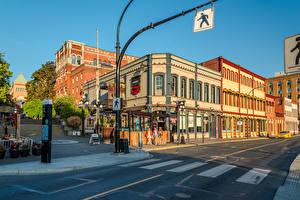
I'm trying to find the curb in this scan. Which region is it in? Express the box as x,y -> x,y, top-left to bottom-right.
273,153 -> 300,200
0,150 -> 152,176
143,137 -> 269,152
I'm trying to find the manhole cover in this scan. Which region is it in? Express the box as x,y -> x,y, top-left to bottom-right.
52,140 -> 79,145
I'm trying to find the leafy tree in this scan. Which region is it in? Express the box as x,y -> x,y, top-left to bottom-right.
0,53 -> 13,105
53,95 -> 85,120
26,61 -> 55,101
23,99 -> 56,119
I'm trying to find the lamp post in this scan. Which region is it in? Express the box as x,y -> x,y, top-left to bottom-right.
115,0 -> 218,152
79,95 -> 89,136
246,85 -> 268,139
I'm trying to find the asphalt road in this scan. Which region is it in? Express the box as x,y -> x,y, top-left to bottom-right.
1,136 -> 300,200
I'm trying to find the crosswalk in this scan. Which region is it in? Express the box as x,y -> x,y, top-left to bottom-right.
120,159 -> 271,185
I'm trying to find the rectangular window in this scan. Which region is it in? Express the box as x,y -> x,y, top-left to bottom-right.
172,76 -> 177,96
181,79 -> 186,98
204,84 -> 209,102
211,85 -> 215,103
297,86 -> 300,92
217,87 -> 221,104
156,76 -> 162,90
287,88 -> 291,93
198,82 -> 202,101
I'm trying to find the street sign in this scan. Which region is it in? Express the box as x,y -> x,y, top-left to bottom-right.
194,7 -> 214,32
237,121 -> 243,126
113,98 -> 122,111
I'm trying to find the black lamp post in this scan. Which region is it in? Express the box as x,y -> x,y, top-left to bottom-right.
79,95 -> 89,136
115,0 -> 218,152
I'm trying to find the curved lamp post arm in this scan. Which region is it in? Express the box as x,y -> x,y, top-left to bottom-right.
116,0 -> 218,72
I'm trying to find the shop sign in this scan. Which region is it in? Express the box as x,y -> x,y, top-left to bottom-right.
131,76 -> 140,95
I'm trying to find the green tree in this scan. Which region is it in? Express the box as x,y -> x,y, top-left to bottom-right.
53,95 -> 85,120
26,61 -> 55,101
0,53 -> 13,105
23,99 -> 56,119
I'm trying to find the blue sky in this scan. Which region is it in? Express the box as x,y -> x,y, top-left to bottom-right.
1,0 -> 300,83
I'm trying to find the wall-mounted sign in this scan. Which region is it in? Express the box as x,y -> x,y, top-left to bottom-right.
131,76 -> 140,95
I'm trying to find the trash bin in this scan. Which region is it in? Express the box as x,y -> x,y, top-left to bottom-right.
120,139 -> 129,153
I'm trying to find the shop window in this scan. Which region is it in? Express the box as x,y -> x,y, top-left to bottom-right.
93,59 -> 97,66
72,55 -> 75,64
77,56 -> 81,65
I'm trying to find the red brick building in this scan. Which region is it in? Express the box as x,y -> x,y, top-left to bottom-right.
55,40 -> 138,103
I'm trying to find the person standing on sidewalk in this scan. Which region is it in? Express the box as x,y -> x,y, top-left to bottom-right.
153,127 -> 158,145
146,127 -> 153,145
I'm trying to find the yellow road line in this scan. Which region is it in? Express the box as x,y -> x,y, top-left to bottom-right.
206,139 -> 288,162
82,174 -> 164,200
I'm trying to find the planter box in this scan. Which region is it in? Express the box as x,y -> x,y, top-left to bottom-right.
9,149 -> 19,158
20,149 -> 30,157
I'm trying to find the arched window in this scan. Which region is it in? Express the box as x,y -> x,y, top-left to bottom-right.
197,82 -> 202,101
235,73 -> 238,82
189,80 -> 195,99
181,78 -> 187,98
231,71 -> 234,81
98,59 -> 101,64
93,59 -> 97,66
72,55 -> 75,64
227,69 -> 230,80
223,67 -> 226,78
77,56 -> 81,65
171,76 -> 178,96
103,61 -> 107,65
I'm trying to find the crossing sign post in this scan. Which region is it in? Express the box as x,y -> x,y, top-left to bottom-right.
113,98 -> 122,111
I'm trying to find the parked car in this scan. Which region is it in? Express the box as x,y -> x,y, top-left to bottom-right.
277,131 -> 292,139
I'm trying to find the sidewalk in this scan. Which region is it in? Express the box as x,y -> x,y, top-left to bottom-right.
0,136 -> 151,175
273,153 -> 300,200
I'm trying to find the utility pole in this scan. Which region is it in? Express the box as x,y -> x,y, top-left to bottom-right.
115,0 -> 217,152
96,29 -> 100,135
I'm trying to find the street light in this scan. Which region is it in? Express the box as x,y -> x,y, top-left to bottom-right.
94,102 -> 103,135
115,0 -> 218,152
79,95 -> 89,136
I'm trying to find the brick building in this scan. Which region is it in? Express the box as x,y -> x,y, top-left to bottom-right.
9,73 -> 27,104
266,94 -> 284,137
85,53 -> 222,142
266,72 -> 300,103
55,40 -> 138,103
201,57 -> 267,138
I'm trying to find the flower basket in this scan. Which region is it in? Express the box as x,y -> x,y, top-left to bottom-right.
0,145 -> 6,159
20,144 -> 30,157
9,144 -> 20,158
32,143 -> 41,156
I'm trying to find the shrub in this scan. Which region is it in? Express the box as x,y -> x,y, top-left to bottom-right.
67,116 -> 82,130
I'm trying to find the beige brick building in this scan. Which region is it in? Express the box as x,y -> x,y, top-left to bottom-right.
85,53 -> 222,141
9,73 -> 27,104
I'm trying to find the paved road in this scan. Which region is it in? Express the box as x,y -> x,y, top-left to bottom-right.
1,136 -> 300,200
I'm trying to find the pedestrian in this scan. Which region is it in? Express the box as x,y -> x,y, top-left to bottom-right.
153,127 -> 158,145
110,128 -> 114,143
146,127 -> 153,145
158,127 -> 163,145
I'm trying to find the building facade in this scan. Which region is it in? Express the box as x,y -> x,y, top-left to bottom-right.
9,73 -> 27,104
266,72 -> 300,104
84,53 -> 222,140
55,40 -> 138,102
201,57 -> 267,138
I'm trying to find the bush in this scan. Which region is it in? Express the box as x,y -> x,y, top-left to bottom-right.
67,116 -> 82,130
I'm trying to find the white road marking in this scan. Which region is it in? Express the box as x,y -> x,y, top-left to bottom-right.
119,159 -> 161,167
236,168 -> 271,185
140,160 -> 183,170
198,164 -> 236,178
167,162 -> 207,173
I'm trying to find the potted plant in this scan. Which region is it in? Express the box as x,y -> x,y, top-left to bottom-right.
32,142 -> 41,156
9,144 -> 20,158
0,145 -> 6,159
19,143 -> 30,157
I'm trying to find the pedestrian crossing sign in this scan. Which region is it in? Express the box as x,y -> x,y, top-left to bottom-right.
113,98 -> 122,111
194,7 -> 214,32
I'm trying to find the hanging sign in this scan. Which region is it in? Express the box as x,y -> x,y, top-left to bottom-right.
131,76 -> 140,95
194,7 -> 214,32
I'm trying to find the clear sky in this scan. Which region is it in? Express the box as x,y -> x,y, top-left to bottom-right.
1,0 -> 300,83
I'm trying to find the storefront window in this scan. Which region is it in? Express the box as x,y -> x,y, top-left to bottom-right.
197,115 -> 202,132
